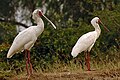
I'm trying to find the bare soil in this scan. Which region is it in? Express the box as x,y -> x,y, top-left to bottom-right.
1,69 -> 120,80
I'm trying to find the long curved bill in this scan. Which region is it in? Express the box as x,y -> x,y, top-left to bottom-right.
42,14 -> 56,29
98,19 -> 110,32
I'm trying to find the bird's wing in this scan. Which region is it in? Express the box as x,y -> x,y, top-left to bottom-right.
72,31 -> 97,55
7,27 -> 37,58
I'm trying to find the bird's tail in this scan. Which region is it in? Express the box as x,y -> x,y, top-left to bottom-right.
71,48 -> 79,58
7,49 -> 15,58
7,52 -> 13,58
71,52 -> 77,58
71,46 -> 79,58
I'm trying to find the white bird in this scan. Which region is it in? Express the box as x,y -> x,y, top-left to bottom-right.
71,17 -> 109,71
7,9 -> 56,76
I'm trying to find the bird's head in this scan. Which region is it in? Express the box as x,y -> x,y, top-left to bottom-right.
91,17 -> 109,32
32,9 -> 43,20
32,9 -> 56,29
91,17 -> 100,26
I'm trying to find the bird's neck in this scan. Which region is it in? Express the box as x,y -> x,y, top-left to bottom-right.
35,17 -> 44,30
34,17 -> 44,37
36,17 -> 44,26
94,25 -> 101,38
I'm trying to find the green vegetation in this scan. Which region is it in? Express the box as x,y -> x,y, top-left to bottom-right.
0,0 -> 120,79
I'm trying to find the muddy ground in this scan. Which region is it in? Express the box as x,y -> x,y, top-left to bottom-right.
1,69 -> 120,80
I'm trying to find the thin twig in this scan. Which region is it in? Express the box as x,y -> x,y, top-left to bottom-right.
0,18 -> 29,28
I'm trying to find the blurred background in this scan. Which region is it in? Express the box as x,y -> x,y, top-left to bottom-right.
0,0 -> 120,78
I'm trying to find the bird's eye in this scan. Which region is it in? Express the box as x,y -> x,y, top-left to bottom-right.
96,20 -> 100,24
96,21 -> 98,23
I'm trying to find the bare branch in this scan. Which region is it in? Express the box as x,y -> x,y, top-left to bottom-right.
0,18 -> 29,28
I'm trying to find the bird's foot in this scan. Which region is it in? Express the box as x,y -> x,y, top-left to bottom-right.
26,71 -> 30,76
27,74 -> 31,80
29,63 -> 33,75
86,69 -> 91,71
86,69 -> 96,71
14,76 -> 18,80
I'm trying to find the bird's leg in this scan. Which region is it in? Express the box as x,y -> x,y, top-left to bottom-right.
86,51 -> 91,71
25,50 -> 30,75
27,49 -> 33,75
85,52 -> 87,65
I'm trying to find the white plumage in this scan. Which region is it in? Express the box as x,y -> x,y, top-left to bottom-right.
7,9 -> 56,77
7,9 -> 56,58
71,17 -> 109,71
71,31 -> 97,57
7,25 -> 43,58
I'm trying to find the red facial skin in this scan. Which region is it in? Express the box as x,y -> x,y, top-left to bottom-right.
97,19 -> 101,24
39,11 -> 43,17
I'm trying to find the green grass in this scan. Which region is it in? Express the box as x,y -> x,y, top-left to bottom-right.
0,49 -> 120,79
